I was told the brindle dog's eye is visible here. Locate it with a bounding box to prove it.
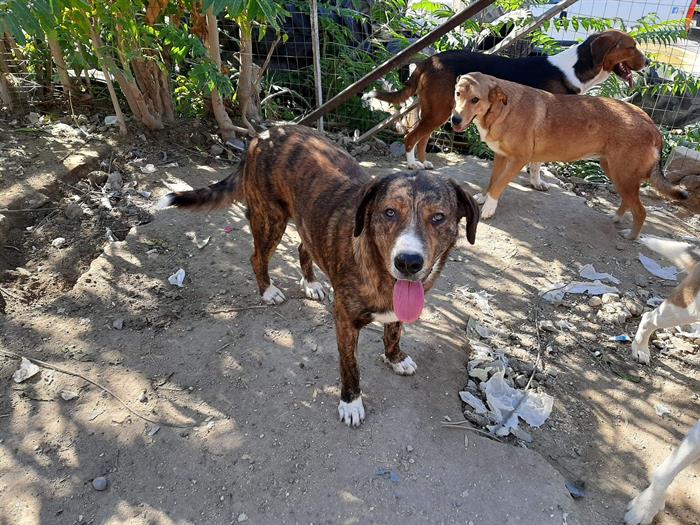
[431,213,445,224]
[471,97,479,104]
[384,208,396,218]
[455,91,460,96]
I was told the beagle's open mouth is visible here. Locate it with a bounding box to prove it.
[613,61,635,87]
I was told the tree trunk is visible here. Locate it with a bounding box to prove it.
[131,58,175,123]
[204,7,244,140]
[89,19,127,136]
[237,20,260,133]
[46,30,75,97]
[0,35,19,113]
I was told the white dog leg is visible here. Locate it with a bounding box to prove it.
[625,419,700,525]
[479,194,499,219]
[406,147,424,171]
[632,301,697,364]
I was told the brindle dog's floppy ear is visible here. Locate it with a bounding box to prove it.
[590,32,620,66]
[488,85,508,106]
[354,178,383,237]
[449,179,480,245]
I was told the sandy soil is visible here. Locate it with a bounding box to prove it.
[0,119,698,525]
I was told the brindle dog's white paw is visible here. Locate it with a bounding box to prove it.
[422,160,434,169]
[407,160,424,170]
[262,284,286,305]
[300,278,325,301]
[480,195,498,219]
[338,397,365,427]
[382,354,417,376]
[624,487,666,525]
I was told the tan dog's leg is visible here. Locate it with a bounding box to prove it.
[528,163,549,192]
[298,242,325,301]
[416,135,433,169]
[476,155,527,219]
[381,322,417,375]
[249,210,288,305]
[405,104,449,170]
[605,160,647,239]
[334,300,365,426]
[618,184,646,240]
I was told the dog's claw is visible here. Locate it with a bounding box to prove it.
[262,284,286,305]
[338,397,365,427]
[300,278,325,301]
[382,354,417,376]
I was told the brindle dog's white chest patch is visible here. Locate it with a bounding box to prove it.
[372,311,399,324]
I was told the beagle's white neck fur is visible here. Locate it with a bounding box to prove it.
[547,43,611,94]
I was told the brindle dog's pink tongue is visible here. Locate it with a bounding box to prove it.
[393,280,425,323]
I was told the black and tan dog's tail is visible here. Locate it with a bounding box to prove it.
[363,65,422,105]
[641,236,700,271]
[158,160,245,212]
[650,161,688,201]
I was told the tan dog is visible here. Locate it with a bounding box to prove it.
[625,236,700,524]
[159,126,479,426]
[451,72,688,239]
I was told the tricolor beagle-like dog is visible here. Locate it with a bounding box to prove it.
[159,125,479,426]
[364,29,648,182]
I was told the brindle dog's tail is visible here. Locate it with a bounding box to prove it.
[650,159,688,201]
[158,155,245,211]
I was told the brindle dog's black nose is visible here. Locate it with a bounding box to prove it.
[451,114,463,126]
[394,253,424,276]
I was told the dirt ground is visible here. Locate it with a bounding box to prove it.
[0,116,698,525]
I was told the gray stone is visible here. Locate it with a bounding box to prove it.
[588,296,602,307]
[0,214,8,238]
[106,171,123,191]
[27,112,40,124]
[634,274,649,287]
[51,237,67,249]
[112,318,124,330]
[210,144,224,156]
[64,202,84,221]
[26,192,50,209]
[390,141,405,157]
[623,298,644,317]
[602,293,620,304]
[104,115,118,126]
[88,170,109,186]
[92,476,108,491]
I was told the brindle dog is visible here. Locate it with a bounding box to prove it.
[160,125,479,426]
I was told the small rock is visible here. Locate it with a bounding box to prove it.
[26,192,50,209]
[51,237,67,249]
[389,141,405,157]
[138,391,148,403]
[538,320,557,332]
[64,202,84,220]
[615,242,625,251]
[60,390,79,401]
[237,513,248,523]
[92,476,108,491]
[27,112,40,124]
[0,214,9,237]
[88,170,109,186]
[588,296,602,307]
[468,368,489,382]
[406,445,414,453]
[112,318,124,330]
[106,171,123,191]
[514,374,529,388]
[668,336,695,354]
[210,144,224,156]
[602,293,620,304]
[104,115,118,126]
[623,298,644,317]
[634,274,649,287]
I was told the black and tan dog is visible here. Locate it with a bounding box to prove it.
[159,125,479,426]
[364,30,648,177]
